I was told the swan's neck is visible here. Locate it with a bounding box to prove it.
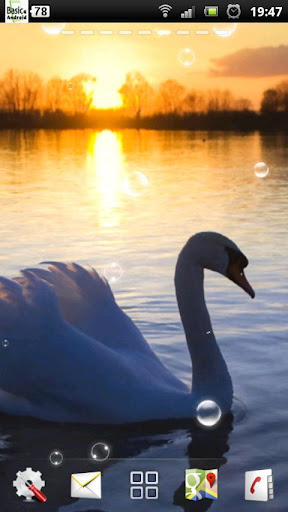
[175,252,233,411]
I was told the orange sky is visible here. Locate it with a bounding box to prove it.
[0,22,287,108]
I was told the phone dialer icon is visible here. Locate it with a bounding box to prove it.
[250,476,261,494]
[245,469,274,501]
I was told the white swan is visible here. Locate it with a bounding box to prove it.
[0,232,254,424]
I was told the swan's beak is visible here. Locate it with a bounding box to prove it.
[228,266,255,299]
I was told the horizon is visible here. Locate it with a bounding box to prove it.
[0,23,287,109]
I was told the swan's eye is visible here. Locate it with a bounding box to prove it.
[225,246,249,270]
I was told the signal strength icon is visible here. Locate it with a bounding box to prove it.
[181,6,196,18]
[159,4,173,18]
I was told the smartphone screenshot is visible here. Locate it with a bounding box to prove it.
[0,0,287,510]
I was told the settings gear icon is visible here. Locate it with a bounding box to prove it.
[13,468,45,502]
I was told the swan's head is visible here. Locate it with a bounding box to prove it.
[184,232,255,298]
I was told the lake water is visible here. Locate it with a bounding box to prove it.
[0,129,287,511]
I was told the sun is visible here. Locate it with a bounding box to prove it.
[84,78,123,110]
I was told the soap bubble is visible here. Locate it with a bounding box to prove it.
[41,23,66,35]
[67,81,74,91]
[232,396,248,423]
[2,339,9,348]
[49,451,63,465]
[91,442,110,461]
[212,23,238,38]
[254,162,269,178]
[178,48,196,67]
[196,400,222,427]
[123,171,149,197]
[154,29,172,38]
[104,262,123,283]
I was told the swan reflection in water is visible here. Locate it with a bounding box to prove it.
[0,413,233,511]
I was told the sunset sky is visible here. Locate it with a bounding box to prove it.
[0,23,287,108]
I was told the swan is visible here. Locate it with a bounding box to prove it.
[0,232,254,424]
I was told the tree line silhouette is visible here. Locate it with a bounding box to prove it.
[261,80,288,112]
[0,69,287,130]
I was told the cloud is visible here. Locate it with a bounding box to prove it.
[210,45,288,77]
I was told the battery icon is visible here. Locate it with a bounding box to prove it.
[204,6,218,16]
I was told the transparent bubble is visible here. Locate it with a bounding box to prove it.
[2,339,9,348]
[41,23,66,35]
[104,262,123,283]
[254,162,269,178]
[212,23,238,38]
[178,48,196,67]
[67,81,74,91]
[49,451,63,465]
[196,400,222,427]
[123,171,149,197]
[232,396,248,423]
[91,442,110,461]
[154,29,172,38]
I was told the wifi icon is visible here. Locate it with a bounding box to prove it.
[159,4,173,17]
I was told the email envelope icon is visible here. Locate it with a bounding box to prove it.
[71,471,102,499]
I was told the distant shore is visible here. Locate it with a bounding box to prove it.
[0,110,287,132]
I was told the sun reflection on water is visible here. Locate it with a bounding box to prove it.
[86,130,125,228]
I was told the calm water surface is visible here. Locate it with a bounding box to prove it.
[0,129,287,511]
